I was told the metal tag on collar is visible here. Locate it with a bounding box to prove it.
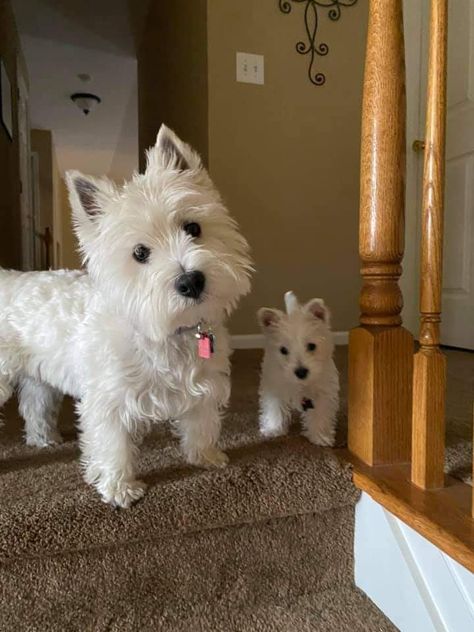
[196,322,215,359]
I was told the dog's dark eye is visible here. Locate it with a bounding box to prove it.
[280,346,289,355]
[307,342,317,352]
[183,222,201,238]
[133,244,151,263]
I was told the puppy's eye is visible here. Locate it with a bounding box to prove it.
[307,342,317,352]
[133,244,151,263]
[280,346,289,356]
[183,221,201,238]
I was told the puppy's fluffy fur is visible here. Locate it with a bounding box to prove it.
[0,125,252,507]
[258,291,339,446]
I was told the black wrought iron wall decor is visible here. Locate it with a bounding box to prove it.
[278,0,359,86]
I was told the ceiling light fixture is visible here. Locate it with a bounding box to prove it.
[70,92,101,116]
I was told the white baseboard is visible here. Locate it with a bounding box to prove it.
[231,331,349,349]
[231,334,265,349]
[355,492,474,631]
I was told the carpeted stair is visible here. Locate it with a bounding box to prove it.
[0,356,397,631]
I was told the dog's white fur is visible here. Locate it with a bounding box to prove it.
[0,125,252,507]
[258,291,339,446]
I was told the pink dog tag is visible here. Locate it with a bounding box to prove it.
[198,334,212,359]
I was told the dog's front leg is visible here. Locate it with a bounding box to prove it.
[258,391,290,438]
[79,402,146,508]
[301,393,337,447]
[178,400,229,468]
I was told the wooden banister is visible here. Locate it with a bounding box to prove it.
[411,0,448,490]
[348,0,413,466]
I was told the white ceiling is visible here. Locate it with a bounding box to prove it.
[12,0,139,180]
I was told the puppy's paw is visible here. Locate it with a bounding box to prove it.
[26,430,63,448]
[302,427,335,448]
[260,424,287,438]
[187,446,229,469]
[99,479,147,509]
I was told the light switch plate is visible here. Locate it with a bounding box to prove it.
[236,52,264,85]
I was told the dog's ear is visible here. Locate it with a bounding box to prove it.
[304,299,331,326]
[257,308,284,331]
[145,124,202,174]
[65,170,117,247]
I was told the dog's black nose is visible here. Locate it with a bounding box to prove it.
[175,271,206,299]
[294,366,309,380]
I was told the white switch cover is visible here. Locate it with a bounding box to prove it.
[236,52,264,85]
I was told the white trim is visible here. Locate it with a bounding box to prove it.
[355,492,474,632]
[231,331,349,349]
[333,331,349,345]
[231,334,265,349]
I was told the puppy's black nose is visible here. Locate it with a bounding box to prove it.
[175,271,206,299]
[294,366,309,380]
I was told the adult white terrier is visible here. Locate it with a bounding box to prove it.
[0,125,252,508]
[258,291,339,446]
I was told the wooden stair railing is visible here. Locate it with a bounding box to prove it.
[348,0,413,466]
[346,0,474,572]
[411,0,448,490]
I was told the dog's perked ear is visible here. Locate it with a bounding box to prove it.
[65,170,118,251]
[257,307,284,332]
[304,298,331,326]
[145,124,202,174]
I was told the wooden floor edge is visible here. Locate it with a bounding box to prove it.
[334,449,474,574]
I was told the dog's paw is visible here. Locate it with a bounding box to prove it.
[25,430,63,448]
[260,425,287,439]
[99,479,147,509]
[302,427,335,447]
[188,447,229,469]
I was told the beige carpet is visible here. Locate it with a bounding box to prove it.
[0,349,398,631]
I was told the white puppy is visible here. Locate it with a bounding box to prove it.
[0,125,252,507]
[258,291,339,446]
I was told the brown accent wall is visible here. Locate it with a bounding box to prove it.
[137,0,208,171]
[0,0,22,269]
[208,0,368,334]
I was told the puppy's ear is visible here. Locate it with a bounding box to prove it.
[257,308,284,331]
[304,298,331,326]
[145,124,202,174]
[65,170,117,250]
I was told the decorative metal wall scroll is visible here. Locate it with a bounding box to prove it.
[278,1,359,86]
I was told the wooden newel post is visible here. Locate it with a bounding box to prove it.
[348,0,413,466]
[411,0,448,490]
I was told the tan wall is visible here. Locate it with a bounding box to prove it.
[31,129,65,269]
[31,129,53,232]
[0,0,22,269]
[52,150,63,268]
[208,0,367,334]
[137,0,208,171]
[136,0,367,334]
[31,129,81,270]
